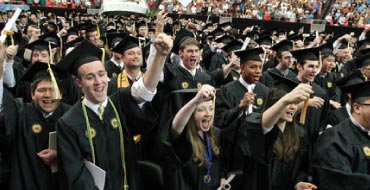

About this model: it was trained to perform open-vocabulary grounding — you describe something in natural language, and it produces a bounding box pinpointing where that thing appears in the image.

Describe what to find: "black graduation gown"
[2,94,70,190]
[260,68,297,88]
[105,60,122,79]
[237,113,279,190]
[209,69,240,88]
[312,119,370,190]
[153,62,214,115]
[314,72,341,103]
[215,81,270,189]
[270,124,310,190]
[327,105,349,127]
[57,87,157,190]
[209,53,228,72]
[162,126,223,190]
[292,80,330,146]
[215,80,270,129]
[0,89,16,189]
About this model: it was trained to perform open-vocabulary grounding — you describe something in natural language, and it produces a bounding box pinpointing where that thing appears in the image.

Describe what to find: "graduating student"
[291,47,330,145]
[56,33,172,190]
[237,79,314,190]
[261,73,317,190]
[211,39,243,86]
[162,85,224,190]
[108,35,144,93]
[261,40,296,87]
[327,70,366,128]
[5,39,81,105]
[215,47,270,189]
[0,61,70,190]
[314,42,341,109]
[312,80,370,190]
[104,32,126,78]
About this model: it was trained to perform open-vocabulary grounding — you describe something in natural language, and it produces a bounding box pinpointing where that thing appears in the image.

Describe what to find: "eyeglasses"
[360,103,370,106]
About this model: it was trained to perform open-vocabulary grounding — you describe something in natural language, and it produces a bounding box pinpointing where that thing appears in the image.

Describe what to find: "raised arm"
[171,85,215,140]
[262,84,313,129]
[142,33,173,92]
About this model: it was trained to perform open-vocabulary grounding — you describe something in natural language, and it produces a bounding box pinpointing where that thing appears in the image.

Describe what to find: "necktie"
[98,104,105,120]
[247,85,254,114]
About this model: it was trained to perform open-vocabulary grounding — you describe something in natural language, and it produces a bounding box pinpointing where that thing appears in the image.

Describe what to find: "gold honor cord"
[82,98,128,190]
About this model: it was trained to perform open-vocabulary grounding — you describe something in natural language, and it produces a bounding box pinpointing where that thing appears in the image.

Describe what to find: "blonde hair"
[186,100,220,166]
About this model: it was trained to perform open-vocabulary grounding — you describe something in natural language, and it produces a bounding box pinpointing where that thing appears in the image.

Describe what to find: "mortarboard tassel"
[48,42,62,100]
[100,48,105,64]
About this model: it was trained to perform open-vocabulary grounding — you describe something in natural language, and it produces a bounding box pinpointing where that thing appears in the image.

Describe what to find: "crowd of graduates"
[0,7,370,190]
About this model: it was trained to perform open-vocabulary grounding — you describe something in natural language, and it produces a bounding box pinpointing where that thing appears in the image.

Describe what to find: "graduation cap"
[354,52,370,68]
[57,40,103,75]
[111,35,139,54]
[340,79,370,101]
[106,22,116,30]
[47,22,59,32]
[136,20,148,30]
[256,35,273,46]
[222,40,243,55]
[170,88,217,112]
[172,28,196,54]
[291,47,320,64]
[269,71,299,92]
[25,39,58,51]
[336,69,366,90]
[320,41,334,57]
[78,22,99,34]
[288,34,303,42]
[163,24,173,36]
[21,61,63,100]
[66,27,79,39]
[18,14,27,19]
[40,32,61,46]
[357,39,370,55]
[234,47,264,64]
[21,61,62,82]
[270,40,293,52]
[209,28,225,38]
[106,32,128,49]
[215,35,234,44]
[65,36,84,49]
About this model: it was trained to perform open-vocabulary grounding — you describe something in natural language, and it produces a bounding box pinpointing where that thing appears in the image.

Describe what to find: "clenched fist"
[154,33,173,56]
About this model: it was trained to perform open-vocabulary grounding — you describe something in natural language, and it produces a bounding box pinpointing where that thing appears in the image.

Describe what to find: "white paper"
[241,37,250,50]
[178,0,192,7]
[84,159,106,190]
[0,8,21,43]
[48,131,58,173]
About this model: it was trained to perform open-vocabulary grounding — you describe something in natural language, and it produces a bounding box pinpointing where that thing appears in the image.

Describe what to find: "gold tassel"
[96,24,100,38]
[47,61,62,100]
[100,48,105,63]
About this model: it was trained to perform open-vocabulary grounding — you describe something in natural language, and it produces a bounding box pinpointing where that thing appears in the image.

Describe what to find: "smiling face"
[297,60,319,83]
[240,60,263,84]
[279,103,298,123]
[321,55,336,74]
[32,80,61,113]
[76,60,108,104]
[122,47,143,68]
[193,100,214,132]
